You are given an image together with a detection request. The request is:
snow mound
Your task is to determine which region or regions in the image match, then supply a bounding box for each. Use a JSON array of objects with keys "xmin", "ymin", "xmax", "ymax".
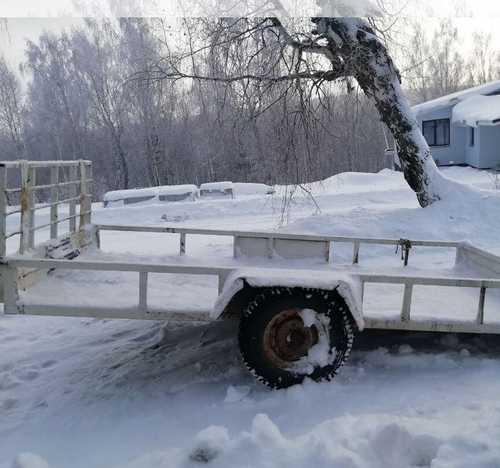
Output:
[
  {"xmin": 233, "ymin": 183, "xmax": 274, "ymax": 197},
  {"xmin": 189, "ymin": 426, "xmax": 230, "ymax": 463},
  {"xmin": 116, "ymin": 413, "xmax": 454, "ymax": 468},
  {"xmin": 11, "ymin": 454, "xmax": 50, "ymax": 468},
  {"xmin": 279, "ymin": 169, "xmax": 406, "ymax": 196},
  {"xmin": 224, "ymin": 385, "xmax": 251, "ymax": 403}
]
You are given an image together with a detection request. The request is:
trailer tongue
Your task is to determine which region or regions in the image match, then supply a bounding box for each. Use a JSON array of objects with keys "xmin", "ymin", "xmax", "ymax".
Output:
[{"xmin": 2, "ymin": 161, "xmax": 500, "ymax": 388}]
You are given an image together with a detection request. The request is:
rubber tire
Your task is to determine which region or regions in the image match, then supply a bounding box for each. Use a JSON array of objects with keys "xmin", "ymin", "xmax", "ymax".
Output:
[{"xmin": 238, "ymin": 287, "xmax": 356, "ymax": 389}]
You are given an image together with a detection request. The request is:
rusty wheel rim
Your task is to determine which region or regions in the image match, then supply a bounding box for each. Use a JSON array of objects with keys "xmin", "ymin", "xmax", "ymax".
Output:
[{"xmin": 262, "ymin": 308, "xmax": 319, "ymax": 369}]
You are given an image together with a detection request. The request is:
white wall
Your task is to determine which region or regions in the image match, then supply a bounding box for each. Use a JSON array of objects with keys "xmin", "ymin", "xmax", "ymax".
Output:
[
  {"xmin": 478, "ymin": 126, "xmax": 500, "ymax": 169},
  {"xmin": 465, "ymin": 126, "xmax": 480, "ymax": 167}
]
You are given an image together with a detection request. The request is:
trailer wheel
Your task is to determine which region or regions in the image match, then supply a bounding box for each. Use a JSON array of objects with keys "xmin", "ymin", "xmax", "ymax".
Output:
[{"xmin": 238, "ymin": 287, "xmax": 355, "ymax": 389}]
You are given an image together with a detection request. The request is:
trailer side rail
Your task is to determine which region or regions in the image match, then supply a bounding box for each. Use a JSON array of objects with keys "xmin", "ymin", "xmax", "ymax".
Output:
[
  {"xmin": 3, "ymin": 256, "xmax": 500, "ymax": 333},
  {"xmin": 2, "ymin": 257, "xmax": 233, "ymax": 321},
  {"xmin": 359, "ymin": 273, "xmax": 500, "ymax": 334},
  {"xmin": 97, "ymin": 224, "xmax": 462, "ymax": 266}
]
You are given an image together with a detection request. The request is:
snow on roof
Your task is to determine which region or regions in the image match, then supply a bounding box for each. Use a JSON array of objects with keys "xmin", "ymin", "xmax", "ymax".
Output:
[
  {"xmin": 412, "ymin": 80, "xmax": 500, "ymax": 118},
  {"xmin": 104, "ymin": 187, "xmax": 157, "ymax": 202},
  {"xmin": 200, "ymin": 181, "xmax": 233, "ymax": 191},
  {"xmin": 157, "ymin": 185, "xmax": 198, "ymax": 196},
  {"xmin": 104, "ymin": 185, "xmax": 198, "ymax": 202},
  {"xmin": 452, "ymin": 95, "xmax": 500, "ymax": 127}
]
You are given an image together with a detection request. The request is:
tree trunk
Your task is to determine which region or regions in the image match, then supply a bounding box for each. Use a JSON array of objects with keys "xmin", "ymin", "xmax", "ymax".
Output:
[{"xmin": 315, "ymin": 18, "xmax": 443, "ymax": 207}]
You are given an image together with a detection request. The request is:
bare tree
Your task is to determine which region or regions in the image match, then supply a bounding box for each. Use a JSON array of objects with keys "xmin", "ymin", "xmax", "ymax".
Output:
[
  {"xmin": 0, "ymin": 56, "xmax": 24, "ymax": 157},
  {"xmin": 467, "ymin": 32, "xmax": 499, "ymax": 85},
  {"xmin": 71, "ymin": 20, "xmax": 131, "ymax": 189},
  {"xmin": 24, "ymin": 33, "xmax": 90, "ymax": 161}
]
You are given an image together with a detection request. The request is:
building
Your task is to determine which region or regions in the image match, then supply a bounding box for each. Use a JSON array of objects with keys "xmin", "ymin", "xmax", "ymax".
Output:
[{"xmin": 412, "ymin": 80, "xmax": 500, "ymax": 169}]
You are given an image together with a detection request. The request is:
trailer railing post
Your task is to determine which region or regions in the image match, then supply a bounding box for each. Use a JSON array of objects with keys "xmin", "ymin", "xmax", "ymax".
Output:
[
  {"xmin": 79, "ymin": 160, "xmax": 91, "ymax": 230},
  {"xmin": 477, "ymin": 286, "xmax": 486, "ymax": 325},
  {"xmin": 267, "ymin": 237, "xmax": 275, "ymax": 259},
  {"xmin": 353, "ymin": 241, "xmax": 360, "ymax": 265},
  {"xmin": 85, "ymin": 162, "xmax": 93, "ymax": 226},
  {"xmin": 27, "ymin": 165, "xmax": 37, "ymax": 249},
  {"xmin": 139, "ymin": 271, "xmax": 148, "ymax": 312},
  {"xmin": 180, "ymin": 233, "xmax": 186, "ymax": 255},
  {"xmin": 69, "ymin": 165, "xmax": 77, "ymax": 233},
  {"xmin": 50, "ymin": 166, "xmax": 59, "ymax": 240},
  {"xmin": 401, "ymin": 282, "xmax": 413, "ymax": 322},
  {"xmin": 0, "ymin": 164, "xmax": 7, "ymax": 258},
  {"xmin": 20, "ymin": 161, "xmax": 30, "ymax": 254}
]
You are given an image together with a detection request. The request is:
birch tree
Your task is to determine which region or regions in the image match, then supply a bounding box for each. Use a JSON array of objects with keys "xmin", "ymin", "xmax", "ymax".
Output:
[{"xmin": 0, "ymin": 56, "xmax": 24, "ymax": 157}]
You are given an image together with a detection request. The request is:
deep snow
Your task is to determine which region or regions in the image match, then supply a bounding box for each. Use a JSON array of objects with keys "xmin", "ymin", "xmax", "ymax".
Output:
[{"xmin": 1, "ymin": 167, "xmax": 500, "ymax": 468}]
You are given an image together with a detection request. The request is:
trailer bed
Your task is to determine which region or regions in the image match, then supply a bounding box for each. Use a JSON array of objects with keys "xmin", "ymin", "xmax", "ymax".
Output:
[{"xmin": 1, "ymin": 159, "xmax": 500, "ymax": 336}]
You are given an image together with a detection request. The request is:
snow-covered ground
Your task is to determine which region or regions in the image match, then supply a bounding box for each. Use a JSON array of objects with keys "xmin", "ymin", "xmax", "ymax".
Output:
[{"xmin": 1, "ymin": 167, "xmax": 500, "ymax": 468}]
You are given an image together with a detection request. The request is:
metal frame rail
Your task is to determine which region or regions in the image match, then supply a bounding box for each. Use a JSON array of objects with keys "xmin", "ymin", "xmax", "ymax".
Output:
[
  {"xmin": 0, "ymin": 160, "xmax": 93, "ymax": 256},
  {"xmin": 96, "ymin": 224, "xmax": 461, "ymax": 266},
  {"xmin": 359, "ymin": 273, "xmax": 500, "ymax": 334}
]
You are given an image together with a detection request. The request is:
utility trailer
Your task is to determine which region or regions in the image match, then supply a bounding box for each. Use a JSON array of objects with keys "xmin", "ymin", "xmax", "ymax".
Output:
[{"xmin": 1, "ymin": 161, "xmax": 500, "ymax": 388}]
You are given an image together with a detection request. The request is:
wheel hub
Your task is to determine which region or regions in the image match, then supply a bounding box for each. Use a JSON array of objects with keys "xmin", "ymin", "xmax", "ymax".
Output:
[{"xmin": 263, "ymin": 309, "xmax": 319, "ymax": 368}]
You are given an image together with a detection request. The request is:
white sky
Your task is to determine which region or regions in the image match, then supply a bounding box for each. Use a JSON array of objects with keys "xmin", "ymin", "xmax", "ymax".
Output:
[
  {"xmin": 1, "ymin": 0, "xmax": 500, "ymax": 17},
  {"xmin": 1, "ymin": 1, "xmax": 500, "ymax": 73}
]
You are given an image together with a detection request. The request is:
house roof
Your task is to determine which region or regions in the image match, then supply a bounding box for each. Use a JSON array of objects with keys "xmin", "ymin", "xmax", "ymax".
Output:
[
  {"xmin": 412, "ymin": 80, "xmax": 500, "ymax": 120},
  {"xmin": 452, "ymin": 95, "xmax": 500, "ymax": 127}
]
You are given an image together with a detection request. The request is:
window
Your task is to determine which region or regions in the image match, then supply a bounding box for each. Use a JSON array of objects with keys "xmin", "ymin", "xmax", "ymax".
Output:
[
  {"xmin": 422, "ymin": 119, "xmax": 450, "ymax": 147},
  {"xmin": 470, "ymin": 127, "xmax": 475, "ymax": 147}
]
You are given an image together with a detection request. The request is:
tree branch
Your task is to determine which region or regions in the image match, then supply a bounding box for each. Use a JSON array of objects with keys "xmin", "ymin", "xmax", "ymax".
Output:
[{"xmin": 132, "ymin": 67, "xmax": 345, "ymax": 84}]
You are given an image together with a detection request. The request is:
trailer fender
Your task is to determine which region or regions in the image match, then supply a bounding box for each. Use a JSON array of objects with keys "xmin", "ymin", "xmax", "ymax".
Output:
[{"xmin": 213, "ymin": 268, "xmax": 364, "ymax": 331}]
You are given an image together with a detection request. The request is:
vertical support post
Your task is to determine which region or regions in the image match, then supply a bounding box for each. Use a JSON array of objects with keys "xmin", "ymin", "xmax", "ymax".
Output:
[
  {"xmin": 477, "ymin": 286, "xmax": 486, "ymax": 325},
  {"xmin": 267, "ymin": 237, "xmax": 275, "ymax": 259},
  {"xmin": 401, "ymin": 282, "xmax": 413, "ymax": 322},
  {"xmin": 94, "ymin": 226, "xmax": 101, "ymax": 250},
  {"xmin": 27, "ymin": 165, "xmax": 36, "ymax": 250},
  {"xmin": 353, "ymin": 241, "xmax": 360, "ymax": 265},
  {"xmin": 218, "ymin": 271, "xmax": 229, "ymax": 294},
  {"xmin": 50, "ymin": 166, "xmax": 59, "ymax": 240},
  {"xmin": 79, "ymin": 161, "xmax": 90, "ymax": 230},
  {"xmin": 139, "ymin": 271, "xmax": 148, "ymax": 312},
  {"xmin": 233, "ymin": 236, "xmax": 239, "ymax": 259},
  {"xmin": 69, "ymin": 165, "xmax": 77, "ymax": 233},
  {"xmin": 85, "ymin": 162, "xmax": 93, "ymax": 226},
  {"xmin": 20, "ymin": 161, "xmax": 30, "ymax": 254},
  {"xmin": 3, "ymin": 264, "xmax": 19, "ymax": 314},
  {"xmin": 180, "ymin": 232, "xmax": 186, "ymax": 256},
  {"xmin": 0, "ymin": 165, "xmax": 7, "ymax": 258},
  {"xmin": 324, "ymin": 241, "xmax": 330, "ymax": 263}
]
